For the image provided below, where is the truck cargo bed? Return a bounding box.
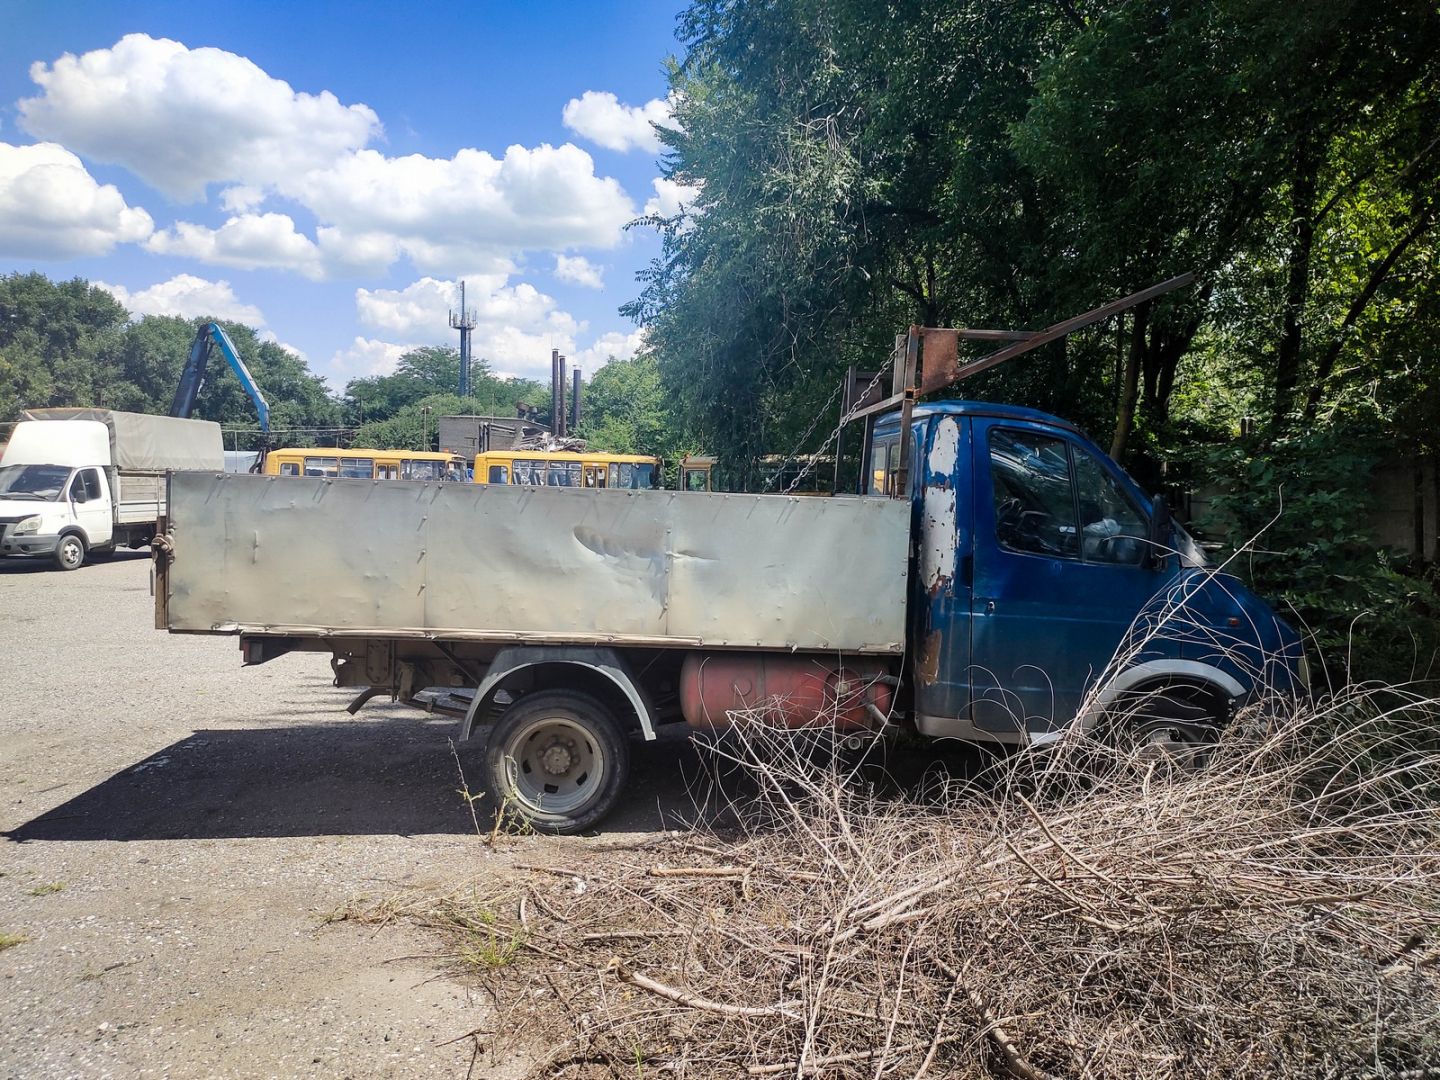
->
[116,472,165,525]
[159,473,909,653]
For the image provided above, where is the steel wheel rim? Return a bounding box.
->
[504,715,604,816]
[1129,722,1211,766]
[58,538,83,569]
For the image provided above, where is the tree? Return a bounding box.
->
[577,353,679,457]
[0,272,129,421]
[633,0,1440,479]
[0,273,343,448]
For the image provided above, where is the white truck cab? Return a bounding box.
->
[0,410,223,571]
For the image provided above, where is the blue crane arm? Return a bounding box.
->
[169,322,271,433]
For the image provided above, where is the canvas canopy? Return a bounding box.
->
[21,409,224,472]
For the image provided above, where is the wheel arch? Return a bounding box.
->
[461,646,658,743]
[1075,659,1244,733]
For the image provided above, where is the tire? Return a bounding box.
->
[1110,683,1226,767]
[53,532,86,572]
[483,690,630,835]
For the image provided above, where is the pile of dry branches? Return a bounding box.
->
[375,688,1440,1079]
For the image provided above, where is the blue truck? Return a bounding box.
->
[155,386,1305,834]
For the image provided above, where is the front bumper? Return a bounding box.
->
[0,524,59,557]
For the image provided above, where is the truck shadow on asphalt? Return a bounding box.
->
[0,550,152,574]
[4,717,711,842]
[4,713,989,844]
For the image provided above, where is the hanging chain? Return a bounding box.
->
[776,364,894,495]
[761,376,847,493]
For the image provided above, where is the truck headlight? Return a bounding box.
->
[13,516,41,535]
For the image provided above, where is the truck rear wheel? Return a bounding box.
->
[53,533,86,571]
[484,690,630,835]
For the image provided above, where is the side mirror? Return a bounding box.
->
[1145,494,1173,568]
[71,487,87,504]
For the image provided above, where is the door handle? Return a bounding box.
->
[983,599,996,614]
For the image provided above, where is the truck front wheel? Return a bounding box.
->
[53,533,86,571]
[1112,683,1226,767]
[483,690,630,834]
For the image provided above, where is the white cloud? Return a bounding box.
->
[289,143,635,276]
[219,185,265,213]
[18,33,379,201]
[156,143,635,279]
[350,275,638,382]
[574,329,646,371]
[330,336,413,379]
[145,212,324,277]
[258,330,307,364]
[0,141,152,258]
[644,177,703,221]
[562,91,673,154]
[553,254,604,289]
[354,275,585,380]
[96,273,264,324]
[19,36,641,279]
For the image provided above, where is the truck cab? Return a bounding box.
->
[873,401,1305,746]
[1,410,223,571]
[0,421,116,570]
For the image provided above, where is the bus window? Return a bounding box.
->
[339,458,374,479]
[512,459,544,485]
[488,465,508,484]
[607,462,631,488]
[304,457,338,477]
[377,464,398,480]
[445,462,465,482]
[401,459,440,480]
[584,466,606,488]
[632,463,657,489]
[279,461,300,476]
[546,462,582,487]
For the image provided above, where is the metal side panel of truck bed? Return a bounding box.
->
[159,472,910,653]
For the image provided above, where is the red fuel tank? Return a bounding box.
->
[679,653,894,732]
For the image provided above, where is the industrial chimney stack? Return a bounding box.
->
[550,348,567,436]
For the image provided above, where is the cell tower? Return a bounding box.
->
[449,280,477,397]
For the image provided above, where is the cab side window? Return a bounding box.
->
[868,437,899,495]
[1073,449,1148,565]
[488,465,508,484]
[279,461,300,476]
[82,469,104,500]
[989,429,1079,559]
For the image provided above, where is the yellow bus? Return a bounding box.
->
[264,447,467,482]
[473,450,660,489]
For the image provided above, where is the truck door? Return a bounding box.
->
[910,415,974,726]
[970,419,1159,735]
[69,467,113,546]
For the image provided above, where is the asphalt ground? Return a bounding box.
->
[0,552,702,1079]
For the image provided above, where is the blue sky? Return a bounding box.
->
[0,0,693,389]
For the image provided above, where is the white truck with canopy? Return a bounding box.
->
[0,408,223,571]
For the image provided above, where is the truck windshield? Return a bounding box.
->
[0,463,70,501]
